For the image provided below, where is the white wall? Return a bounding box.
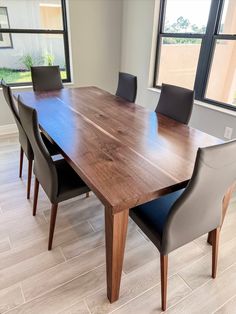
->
[0,0,122,126]
[121,0,236,140]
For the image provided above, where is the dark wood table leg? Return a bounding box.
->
[105,207,129,303]
[208,184,235,245]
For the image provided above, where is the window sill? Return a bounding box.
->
[148,87,236,118]
[0,82,74,91]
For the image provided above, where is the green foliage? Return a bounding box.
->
[0,68,66,84]
[44,53,54,66]
[20,53,56,69]
[164,16,206,44]
[20,54,37,70]
[163,37,202,44]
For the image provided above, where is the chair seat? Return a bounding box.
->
[130,189,185,249]
[55,159,90,202]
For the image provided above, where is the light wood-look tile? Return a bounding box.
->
[22,245,106,301]
[58,300,90,314]
[112,275,191,314]
[0,248,64,291]
[0,285,24,313]
[179,236,236,290]
[166,264,236,314]
[214,295,236,314]
[7,265,106,314]
[0,238,10,254]
[86,260,160,314]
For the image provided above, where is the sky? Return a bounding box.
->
[165,0,212,27]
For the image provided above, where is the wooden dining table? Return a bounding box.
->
[15,86,225,303]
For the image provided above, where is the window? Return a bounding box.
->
[0,7,13,48]
[0,0,70,85]
[154,0,236,110]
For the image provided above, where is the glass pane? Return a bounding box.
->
[206,40,236,106]
[0,33,67,84]
[157,37,201,89]
[219,0,236,34]
[163,0,211,34]
[0,7,10,29]
[0,0,63,30]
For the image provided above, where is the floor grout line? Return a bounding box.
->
[14,264,106,312]
[176,273,193,291]
[166,260,236,312]
[19,282,26,304]
[212,293,236,313]
[84,299,92,314]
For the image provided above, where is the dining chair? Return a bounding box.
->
[155,83,194,124]
[18,97,90,250]
[116,72,137,103]
[31,65,63,92]
[130,140,236,311]
[1,79,58,199]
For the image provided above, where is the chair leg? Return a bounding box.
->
[160,254,168,311]
[48,203,58,251]
[27,160,33,199]
[86,192,90,198]
[19,147,24,178]
[212,227,220,279]
[33,178,39,216]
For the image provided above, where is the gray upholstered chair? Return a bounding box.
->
[116,72,137,103]
[1,79,58,199]
[155,83,194,124]
[31,66,63,92]
[130,140,236,311]
[18,97,90,250]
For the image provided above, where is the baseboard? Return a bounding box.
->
[0,123,18,136]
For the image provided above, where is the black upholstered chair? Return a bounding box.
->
[18,97,90,250]
[155,84,194,124]
[1,79,58,199]
[130,140,236,311]
[116,72,137,103]
[31,66,63,92]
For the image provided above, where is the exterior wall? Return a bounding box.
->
[157,44,200,90]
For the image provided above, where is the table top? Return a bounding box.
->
[15,87,222,212]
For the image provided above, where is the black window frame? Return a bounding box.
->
[0,0,71,86]
[153,0,236,111]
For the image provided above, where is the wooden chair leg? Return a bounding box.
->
[212,227,220,279]
[33,178,39,216]
[86,192,90,198]
[160,254,168,311]
[48,203,58,251]
[19,147,24,178]
[27,159,33,199]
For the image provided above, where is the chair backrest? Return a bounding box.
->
[162,140,236,254]
[115,72,137,103]
[155,83,194,124]
[18,97,58,202]
[31,66,63,92]
[1,79,21,125]
[1,80,34,156]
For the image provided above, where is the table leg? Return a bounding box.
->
[105,207,129,303]
[208,184,235,245]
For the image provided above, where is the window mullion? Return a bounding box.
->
[194,0,222,100]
